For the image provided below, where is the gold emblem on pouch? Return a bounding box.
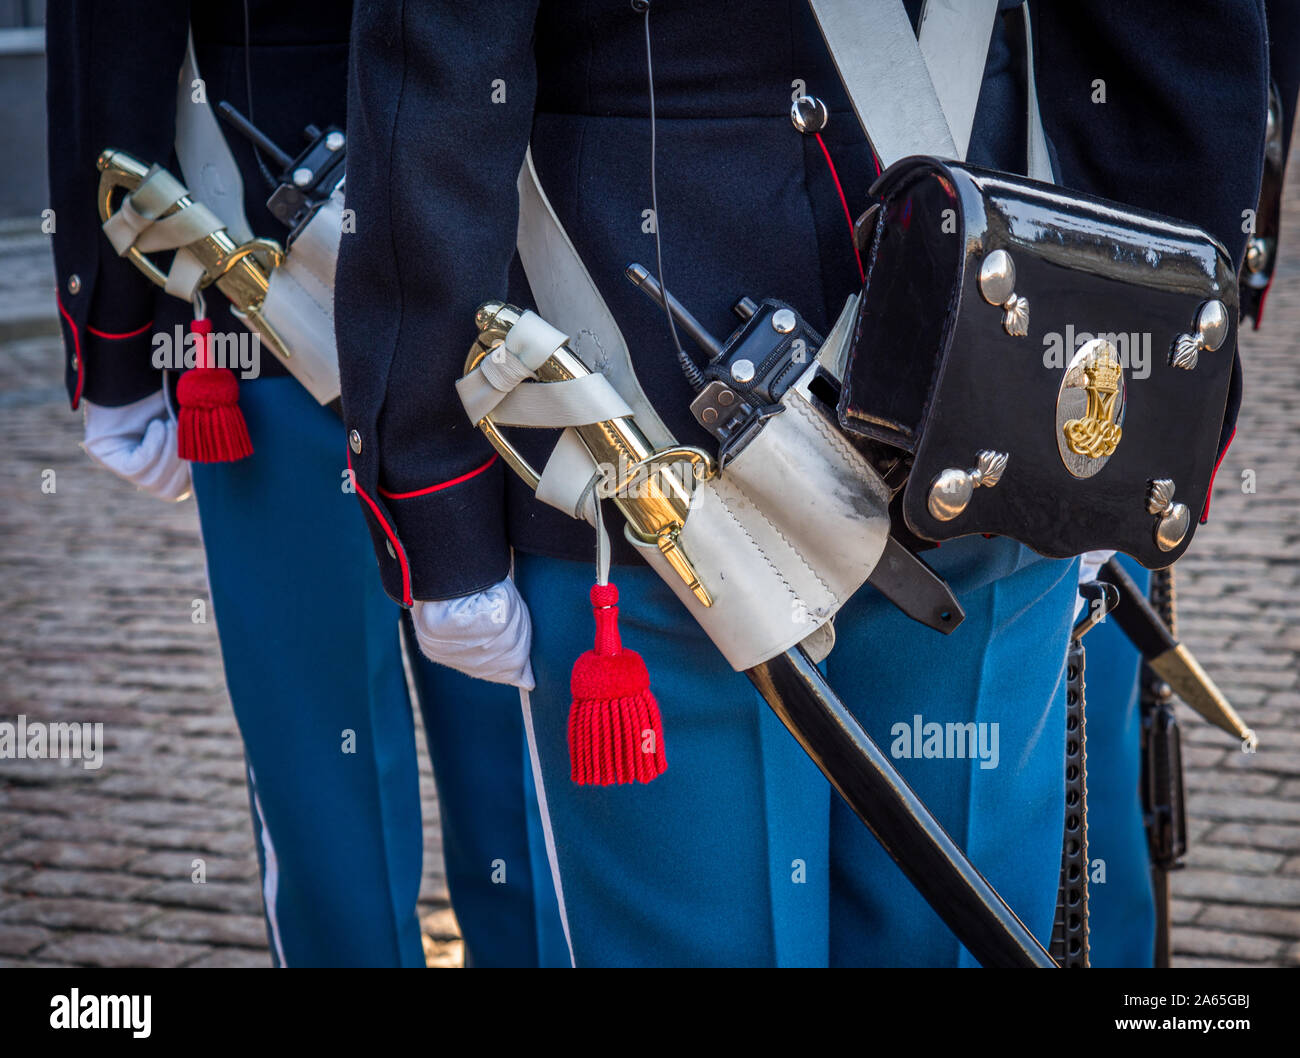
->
[1056,339,1125,478]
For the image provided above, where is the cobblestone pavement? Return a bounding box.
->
[0,218,458,967]
[2,154,1300,966]
[1167,175,1300,968]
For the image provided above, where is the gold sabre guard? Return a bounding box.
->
[95,149,293,363]
[466,300,717,607]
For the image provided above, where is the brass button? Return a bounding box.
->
[70,352,79,371]
[67,274,81,295]
[348,429,362,454]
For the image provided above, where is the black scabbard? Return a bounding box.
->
[1138,566,1186,968]
[747,648,1058,968]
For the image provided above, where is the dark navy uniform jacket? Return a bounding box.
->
[338,0,1268,606]
[47,1,352,409]
[1267,3,1300,163]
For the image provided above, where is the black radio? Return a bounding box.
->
[625,263,909,490]
[215,102,345,238]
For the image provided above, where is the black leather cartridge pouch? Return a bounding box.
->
[837,157,1239,569]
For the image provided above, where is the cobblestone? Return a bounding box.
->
[0,897,157,933]
[1172,927,1284,962]
[1154,156,1300,967]
[36,933,212,968]
[0,230,452,967]
[138,910,269,948]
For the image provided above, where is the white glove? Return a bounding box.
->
[1074,549,1117,619]
[82,391,191,502]
[411,577,535,690]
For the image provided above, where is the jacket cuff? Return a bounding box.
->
[57,295,160,410]
[349,450,511,605]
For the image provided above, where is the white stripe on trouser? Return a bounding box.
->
[518,688,576,966]
[193,480,285,966]
[247,765,288,968]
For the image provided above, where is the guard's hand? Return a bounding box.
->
[82,391,191,502]
[412,577,536,690]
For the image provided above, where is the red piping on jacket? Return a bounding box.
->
[87,319,154,340]
[378,453,499,499]
[1199,425,1236,524]
[348,451,412,606]
[56,293,84,409]
[814,132,866,284]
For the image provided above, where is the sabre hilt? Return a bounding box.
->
[466,301,717,607]
[95,149,291,362]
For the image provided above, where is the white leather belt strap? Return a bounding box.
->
[252,190,345,405]
[1022,3,1053,183]
[917,0,1000,162]
[516,150,675,448]
[455,309,568,423]
[807,0,1053,181]
[175,32,254,244]
[458,359,630,432]
[807,0,960,165]
[108,195,222,254]
[536,428,604,525]
[509,151,682,523]
[490,373,632,429]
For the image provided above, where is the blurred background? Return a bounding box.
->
[0,2,47,221]
[1,7,1298,968]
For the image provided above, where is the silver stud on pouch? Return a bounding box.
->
[978,250,1028,337]
[1171,299,1228,371]
[1147,478,1190,551]
[927,450,1009,521]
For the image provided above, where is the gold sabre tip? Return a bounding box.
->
[1152,644,1259,749]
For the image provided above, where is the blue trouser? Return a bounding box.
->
[1078,554,1157,967]
[190,379,566,968]
[515,537,1080,966]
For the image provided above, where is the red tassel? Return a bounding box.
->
[569,582,667,785]
[176,318,253,463]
